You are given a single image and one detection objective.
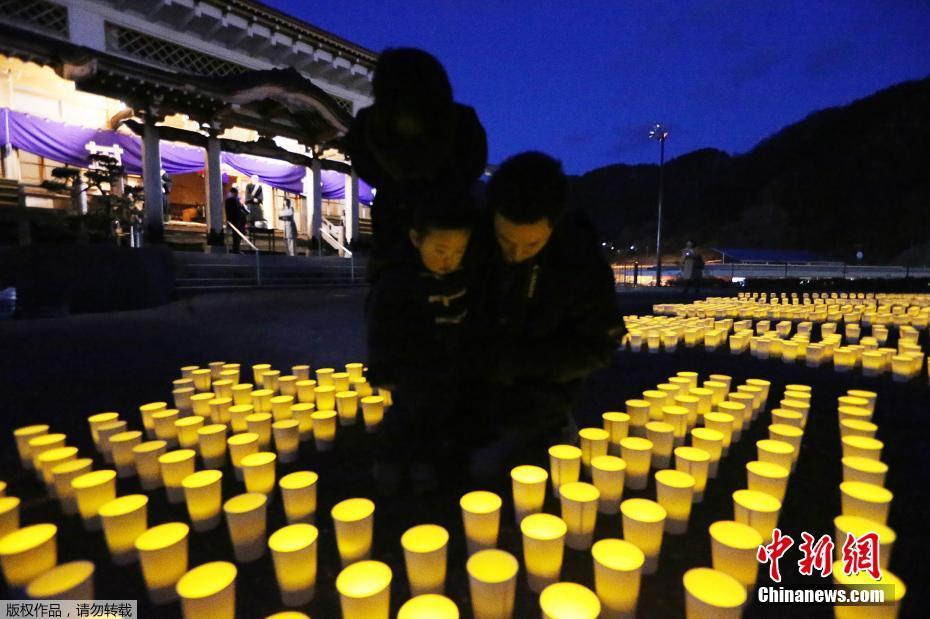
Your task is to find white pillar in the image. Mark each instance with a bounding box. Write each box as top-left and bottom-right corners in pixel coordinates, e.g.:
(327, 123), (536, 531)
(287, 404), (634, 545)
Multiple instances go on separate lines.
(204, 132), (224, 235)
(310, 158), (323, 250)
(344, 169), (359, 245)
(0, 72), (21, 181)
(141, 114), (164, 241)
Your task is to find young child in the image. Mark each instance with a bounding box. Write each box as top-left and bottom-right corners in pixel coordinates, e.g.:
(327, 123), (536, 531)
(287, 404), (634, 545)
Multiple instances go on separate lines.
(366, 193), (473, 495)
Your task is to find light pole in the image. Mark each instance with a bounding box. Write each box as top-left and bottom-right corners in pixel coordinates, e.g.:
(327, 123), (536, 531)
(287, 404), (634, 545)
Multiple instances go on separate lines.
(648, 123), (669, 286)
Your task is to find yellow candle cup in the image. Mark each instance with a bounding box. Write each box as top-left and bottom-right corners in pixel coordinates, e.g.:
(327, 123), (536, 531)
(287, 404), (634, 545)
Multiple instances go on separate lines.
(139, 403), (166, 438)
(842, 456), (888, 486)
(231, 383), (253, 406)
(661, 405), (690, 445)
(0, 497), (21, 540)
(655, 469), (695, 534)
(624, 399), (650, 436)
(135, 522), (189, 604)
(539, 581), (601, 619)
(72, 469), (117, 531)
(332, 497), (376, 566)
(183, 470), (223, 531)
(335, 391), (359, 426)
(602, 411), (630, 454)
(241, 451), (277, 495)
(840, 419), (878, 440)
(159, 449), (196, 504)
(97, 421), (127, 465)
(314, 386), (336, 411)
(14, 424), (49, 469)
(26, 560), (95, 600)
(591, 538), (644, 618)
(228, 405), (253, 433)
(176, 560), (237, 619)
(691, 427), (724, 478)
(401, 524), (449, 596)
(519, 513), (566, 593)
(351, 378), (374, 398)
(460, 491), (502, 556)
(466, 549), (518, 619)
(674, 446), (709, 503)
(727, 394), (755, 432)
(591, 455), (626, 515)
(709, 520), (763, 589)
(673, 395), (700, 428)
(510, 465), (548, 524)
(746, 460), (789, 502)
(689, 387), (715, 419)
(771, 408), (804, 429)
(278, 375), (298, 397)
(29, 433), (67, 473)
(263, 370), (281, 393)
(295, 379), (317, 403)
(311, 410), (337, 451)
(37, 446), (78, 489)
(107, 431), (141, 478)
(840, 481), (892, 524)
(197, 423), (228, 469)
(152, 409), (181, 446)
(251, 389), (275, 415)
(704, 412), (735, 454)
(245, 412), (273, 449)
(227, 433), (260, 481)
(271, 395), (295, 421)
(642, 390), (668, 421)
(132, 441), (167, 490)
(292, 364), (311, 380)
(223, 493), (267, 562)
(620, 437), (653, 490)
(833, 560), (905, 619)
(173, 388), (195, 414)
(272, 420), (301, 463)
(190, 393), (215, 417)
(360, 396), (385, 432)
(0, 523), (57, 588)
(176, 416), (205, 448)
(683, 567), (747, 619)
(269, 523), (319, 606)
(192, 368), (213, 392)
(769, 424), (804, 465)
(208, 397), (232, 424)
(703, 380), (728, 405)
(838, 405), (872, 424)
(756, 439), (795, 472)
(279, 471), (318, 524)
(292, 403), (316, 440)
(559, 481), (600, 550)
(846, 389), (877, 414)
(833, 515), (895, 569)
(212, 379), (234, 400)
(336, 560), (392, 619)
(620, 498), (666, 575)
(548, 444), (582, 497)
(88, 413), (118, 450)
(398, 594), (459, 619)
(252, 363), (272, 385)
(645, 421), (674, 468)
(578, 427), (609, 474)
(732, 489), (782, 541)
(841, 435), (883, 461)
(99, 494), (148, 565)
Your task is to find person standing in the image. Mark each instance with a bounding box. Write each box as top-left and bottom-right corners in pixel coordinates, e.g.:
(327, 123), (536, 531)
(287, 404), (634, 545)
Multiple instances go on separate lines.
(279, 197), (298, 256)
(681, 241), (704, 294)
(224, 187), (248, 253)
(245, 175), (265, 227)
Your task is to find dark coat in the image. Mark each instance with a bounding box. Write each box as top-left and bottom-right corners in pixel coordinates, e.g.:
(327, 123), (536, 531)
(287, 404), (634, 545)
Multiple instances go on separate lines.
(344, 103), (488, 276)
(224, 196), (248, 229)
(465, 210), (621, 432)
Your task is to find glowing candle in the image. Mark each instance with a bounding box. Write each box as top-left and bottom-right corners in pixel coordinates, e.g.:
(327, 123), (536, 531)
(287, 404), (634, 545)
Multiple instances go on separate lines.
(360, 396), (385, 432)
(139, 402), (167, 439)
(841, 436), (883, 461)
(732, 489), (782, 541)
(591, 455), (626, 515)
(559, 481), (600, 550)
(176, 560), (237, 619)
(99, 494), (148, 564)
(703, 380), (728, 405)
(519, 513), (566, 593)
(335, 391), (359, 426)
(88, 413), (119, 451)
(291, 403), (316, 440)
(833, 561), (905, 619)
(673, 395), (700, 428)
(539, 582), (600, 619)
(689, 387), (715, 419)
(231, 383), (254, 406)
(591, 538), (644, 618)
(213, 379), (234, 399)
(29, 433), (67, 474)
(313, 386), (336, 411)
(746, 460), (789, 502)
(547, 444), (581, 497)
(192, 368), (213, 393)
(466, 549), (518, 619)
(209, 397), (232, 424)
(510, 465), (548, 524)
(108, 431), (142, 478)
(0, 523), (57, 588)
(176, 415), (205, 448)
(846, 389), (877, 414)
(601, 411), (630, 454)
(252, 363), (272, 386)
(756, 439), (795, 472)
(311, 410), (337, 451)
(241, 452), (277, 495)
(179, 365), (199, 379)
(13, 424), (49, 469)
(331, 372), (350, 392)
(25, 560), (94, 600)
(159, 449), (196, 503)
(460, 491), (501, 556)
(578, 428), (609, 475)
(690, 427), (723, 479)
(645, 421), (674, 468)
(295, 379), (317, 403)
(769, 424), (804, 465)
(841, 456), (888, 487)
(133, 440), (167, 490)
(271, 395), (295, 421)
(703, 412), (735, 456)
(227, 433), (260, 481)
(401, 524), (449, 596)
(833, 515), (895, 569)
(398, 595), (459, 619)
(190, 392), (215, 417)
(228, 404), (253, 433)
(245, 413), (273, 449)
(642, 390), (668, 421)
(198, 423), (228, 469)
(251, 389), (275, 414)
(351, 378), (373, 398)
(269, 523), (318, 606)
(709, 520), (763, 589)
(223, 493), (267, 562)
(291, 364), (311, 381)
(315, 367), (334, 387)
(272, 420), (301, 463)
(183, 470), (223, 531)
(620, 498), (666, 575)
(96, 420), (127, 465)
(37, 446), (78, 489)
(655, 469), (695, 534)
(619, 437), (653, 490)
(152, 409), (181, 446)
(173, 388), (195, 414)
(840, 481), (892, 524)
(624, 399), (650, 437)
(0, 496), (20, 539)
(263, 369), (281, 393)
(771, 408), (804, 429)
(136, 522), (189, 603)
(683, 567), (747, 619)
(727, 394), (754, 433)
(72, 469), (117, 530)
(336, 560), (392, 619)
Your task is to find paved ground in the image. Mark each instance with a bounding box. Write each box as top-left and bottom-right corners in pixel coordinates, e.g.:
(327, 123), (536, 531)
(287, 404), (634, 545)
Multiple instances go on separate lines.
(0, 288), (925, 618)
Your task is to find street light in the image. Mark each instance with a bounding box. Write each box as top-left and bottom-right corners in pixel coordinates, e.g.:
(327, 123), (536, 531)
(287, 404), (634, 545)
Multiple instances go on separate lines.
(648, 123), (669, 286)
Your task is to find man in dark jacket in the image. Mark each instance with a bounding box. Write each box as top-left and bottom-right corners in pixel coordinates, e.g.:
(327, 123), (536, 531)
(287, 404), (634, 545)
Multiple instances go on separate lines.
(344, 47), (487, 279)
(224, 187), (248, 253)
(464, 152), (620, 479)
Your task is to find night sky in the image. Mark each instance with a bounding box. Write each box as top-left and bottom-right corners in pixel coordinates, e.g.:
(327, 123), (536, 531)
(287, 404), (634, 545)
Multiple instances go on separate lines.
(268, 0), (930, 174)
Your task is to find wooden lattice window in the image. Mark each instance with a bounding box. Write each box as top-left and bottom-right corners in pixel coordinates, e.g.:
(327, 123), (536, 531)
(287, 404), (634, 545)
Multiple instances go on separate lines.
(0, 0), (68, 36)
(105, 23), (248, 77)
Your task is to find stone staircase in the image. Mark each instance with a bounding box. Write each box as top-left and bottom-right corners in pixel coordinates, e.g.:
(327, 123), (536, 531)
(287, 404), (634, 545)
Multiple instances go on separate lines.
(174, 251), (367, 291)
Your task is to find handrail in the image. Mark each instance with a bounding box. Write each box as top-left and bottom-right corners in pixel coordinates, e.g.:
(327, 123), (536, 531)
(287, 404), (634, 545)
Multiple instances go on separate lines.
(321, 220), (353, 258)
(226, 222), (261, 286)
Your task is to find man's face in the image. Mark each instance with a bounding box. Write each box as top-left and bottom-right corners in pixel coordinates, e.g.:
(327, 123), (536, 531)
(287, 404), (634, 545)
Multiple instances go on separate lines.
(493, 213), (553, 264)
(409, 227), (471, 275)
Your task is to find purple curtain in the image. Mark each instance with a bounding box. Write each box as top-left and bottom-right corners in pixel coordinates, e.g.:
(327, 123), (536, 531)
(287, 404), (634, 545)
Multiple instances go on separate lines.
(2, 107), (374, 202)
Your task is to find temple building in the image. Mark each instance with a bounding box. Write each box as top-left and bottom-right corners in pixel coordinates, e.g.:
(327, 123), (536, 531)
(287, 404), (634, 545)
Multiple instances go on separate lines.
(0, 0), (377, 252)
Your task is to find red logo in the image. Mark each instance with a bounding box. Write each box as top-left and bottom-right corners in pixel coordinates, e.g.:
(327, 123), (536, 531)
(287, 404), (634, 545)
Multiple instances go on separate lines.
(841, 532), (881, 580)
(756, 528), (795, 582)
(798, 532), (834, 577)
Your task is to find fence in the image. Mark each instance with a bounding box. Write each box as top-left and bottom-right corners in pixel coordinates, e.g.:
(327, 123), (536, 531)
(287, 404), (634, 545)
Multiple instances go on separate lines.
(613, 262), (930, 286)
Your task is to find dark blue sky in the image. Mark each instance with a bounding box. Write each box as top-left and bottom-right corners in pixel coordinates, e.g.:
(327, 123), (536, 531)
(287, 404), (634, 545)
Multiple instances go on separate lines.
(269, 0), (930, 174)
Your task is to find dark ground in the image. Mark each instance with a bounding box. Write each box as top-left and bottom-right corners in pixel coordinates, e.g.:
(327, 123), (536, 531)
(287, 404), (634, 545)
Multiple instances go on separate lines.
(0, 288), (926, 618)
